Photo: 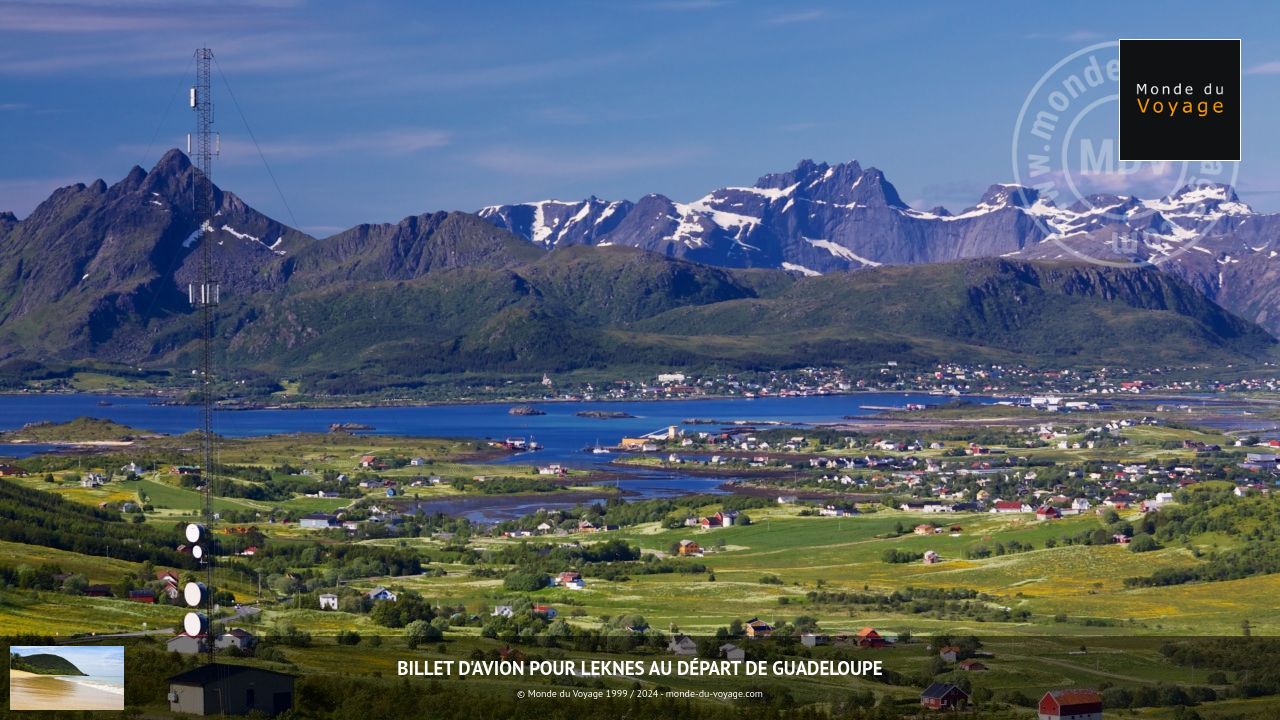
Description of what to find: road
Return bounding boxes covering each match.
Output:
[59,604,261,643]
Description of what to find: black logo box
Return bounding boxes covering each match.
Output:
[1119,39,1241,162]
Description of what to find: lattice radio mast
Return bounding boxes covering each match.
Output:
[186,46,219,667]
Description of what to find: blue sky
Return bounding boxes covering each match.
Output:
[2,0,1279,235]
[12,646,124,677]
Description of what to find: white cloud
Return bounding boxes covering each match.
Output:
[765,9,824,26]
[1246,60,1280,75]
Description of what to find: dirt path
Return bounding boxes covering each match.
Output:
[1004,652,1157,684]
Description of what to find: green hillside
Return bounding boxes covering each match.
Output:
[10,652,86,676]
[213,254,1274,395]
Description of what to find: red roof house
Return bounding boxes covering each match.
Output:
[854,627,886,648]
[1038,689,1102,720]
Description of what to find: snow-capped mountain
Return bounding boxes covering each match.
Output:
[480,160,1061,272]
[479,159,1280,333]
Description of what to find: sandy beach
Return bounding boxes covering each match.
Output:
[9,669,124,711]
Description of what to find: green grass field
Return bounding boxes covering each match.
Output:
[348,504,1278,639]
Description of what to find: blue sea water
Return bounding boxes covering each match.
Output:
[0,392,993,521]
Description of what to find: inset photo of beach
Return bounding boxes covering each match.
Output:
[9,646,124,711]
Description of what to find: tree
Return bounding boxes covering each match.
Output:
[405,619,442,649]
[1129,534,1161,552]
[503,571,547,592]
[792,615,819,633]
[61,573,88,595]
[926,656,947,676]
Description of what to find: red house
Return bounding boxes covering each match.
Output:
[1038,689,1103,720]
[1036,506,1062,520]
[854,627,886,648]
[920,683,969,711]
[128,589,156,603]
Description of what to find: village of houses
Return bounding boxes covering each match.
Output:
[506,361,1280,407]
[12,399,1278,719]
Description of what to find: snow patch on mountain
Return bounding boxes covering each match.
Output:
[782,262,821,276]
[183,220,212,248]
[805,238,881,267]
[220,224,286,255]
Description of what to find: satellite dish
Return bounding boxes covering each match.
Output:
[183,611,207,637]
[191,544,204,560]
[185,523,203,543]
[183,581,207,608]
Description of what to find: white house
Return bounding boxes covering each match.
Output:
[492,605,515,618]
[720,643,745,661]
[800,633,829,647]
[299,513,337,529]
[166,634,207,655]
[365,587,397,602]
[214,628,256,651]
[556,571,585,590]
[319,594,338,610]
[668,635,697,655]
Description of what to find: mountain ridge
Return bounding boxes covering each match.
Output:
[0,150,1275,394]
[479,158,1280,337]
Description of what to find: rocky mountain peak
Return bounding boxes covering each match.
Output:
[975,184,1041,210]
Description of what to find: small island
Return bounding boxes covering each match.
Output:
[0,417,149,444]
[329,422,374,433]
[575,410,636,419]
[508,405,546,416]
